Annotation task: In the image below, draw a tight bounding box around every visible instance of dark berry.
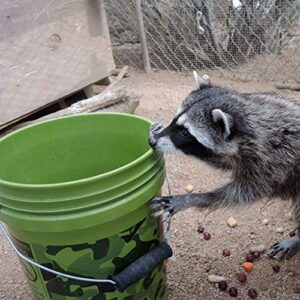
[253,251,260,260]
[203,232,211,240]
[248,288,258,299]
[246,253,255,262]
[228,287,238,297]
[222,249,231,257]
[237,273,247,283]
[197,225,205,233]
[272,264,280,273]
[218,281,228,291]
[289,230,296,237]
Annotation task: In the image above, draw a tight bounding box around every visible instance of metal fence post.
[134,0,151,73]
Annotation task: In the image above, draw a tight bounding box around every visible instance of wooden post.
[134,0,151,73]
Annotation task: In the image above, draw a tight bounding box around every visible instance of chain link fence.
[104,0,300,84]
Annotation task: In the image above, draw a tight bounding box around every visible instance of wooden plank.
[0,0,115,128]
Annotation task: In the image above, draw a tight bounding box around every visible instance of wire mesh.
[104,0,300,84]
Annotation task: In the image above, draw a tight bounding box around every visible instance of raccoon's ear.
[212,109,233,139]
[193,71,210,89]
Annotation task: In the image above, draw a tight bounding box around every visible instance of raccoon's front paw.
[267,236,300,260]
[150,195,186,217]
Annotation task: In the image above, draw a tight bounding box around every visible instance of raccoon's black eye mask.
[169,125,214,159]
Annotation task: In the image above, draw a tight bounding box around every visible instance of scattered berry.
[243,262,254,272]
[289,230,296,237]
[203,232,211,240]
[222,249,231,257]
[272,264,280,273]
[246,253,255,262]
[228,287,238,297]
[197,225,205,234]
[248,288,258,299]
[237,273,247,283]
[253,251,261,260]
[218,281,228,291]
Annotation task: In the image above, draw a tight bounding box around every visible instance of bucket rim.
[0,112,155,189]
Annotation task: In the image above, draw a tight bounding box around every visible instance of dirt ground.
[1,69,300,299]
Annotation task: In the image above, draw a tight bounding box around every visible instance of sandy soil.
[0,69,300,299]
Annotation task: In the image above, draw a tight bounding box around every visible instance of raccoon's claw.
[267,236,300,260]
[150,122,165,135]
[150,195,185,217]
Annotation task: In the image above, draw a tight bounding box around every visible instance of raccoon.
[149,71,300,260]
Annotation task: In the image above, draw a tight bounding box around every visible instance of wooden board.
[0,0,115,128]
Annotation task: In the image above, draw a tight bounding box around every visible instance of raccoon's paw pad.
[150,122,165,135]
[150,195,184,217]
[267,236,300,260]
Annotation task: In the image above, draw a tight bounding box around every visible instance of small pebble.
[203,232,211,240]
[227,217,238,228]
[287,212,293,221]
[237,273,247,283]
[262,218,269,225]
[269,290,277,299]
[272,264,280,273]
[249,244,267,253]
[248,288,258,299]
[228,287,238,297]
[207,274,226,283]
[185,184,194,193]
[197,225,205,234]
[275,227,284,234]
[222,249,231,257]
[218,281,228,291]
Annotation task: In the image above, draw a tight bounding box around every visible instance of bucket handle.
[0,222,172,292]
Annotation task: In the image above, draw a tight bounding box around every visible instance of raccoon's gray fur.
[149,71,300,260]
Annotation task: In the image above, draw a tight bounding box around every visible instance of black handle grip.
[112,242,173,292]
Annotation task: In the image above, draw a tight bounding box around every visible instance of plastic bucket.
[0,113,170,299]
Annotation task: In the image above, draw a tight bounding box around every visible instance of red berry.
[229,287,238,297]
[237,273,247,283]
[222,249,231,257]
[197,225,205,233]
[203,232,211,240]
[218,281,228,291]
[272,264,280,273]
[246,253,255,262]
[253,251,260,260]
[248,288,258,299]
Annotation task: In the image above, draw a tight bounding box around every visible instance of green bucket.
[0,113,170,300]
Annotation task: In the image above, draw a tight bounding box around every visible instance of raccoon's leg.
[267,199,300,260]
[150,180,261,217]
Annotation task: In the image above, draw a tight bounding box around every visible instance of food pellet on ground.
[207,275,226,283]
[243,262,254,272]
[185,184,194,193]
[227,217,238,228]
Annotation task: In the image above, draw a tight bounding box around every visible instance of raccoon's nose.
[148,137,157,148]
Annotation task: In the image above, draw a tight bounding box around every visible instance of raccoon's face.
[149,72,246,162]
